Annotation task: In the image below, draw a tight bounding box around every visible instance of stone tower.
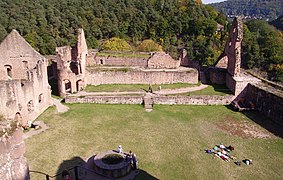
[56,28,88,97]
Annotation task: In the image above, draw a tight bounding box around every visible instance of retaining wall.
[245,83,283,125]
[66,95,234,105]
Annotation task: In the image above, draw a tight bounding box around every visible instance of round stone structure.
[93,150,132,178]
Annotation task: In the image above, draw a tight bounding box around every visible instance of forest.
[210,0,283,21]
[0,0,282,82]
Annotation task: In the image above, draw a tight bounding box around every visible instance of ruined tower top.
[215,17,243,77]
[77,28,88,56]
[226,17,243,77]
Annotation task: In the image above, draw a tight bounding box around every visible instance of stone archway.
[76,79,84,91]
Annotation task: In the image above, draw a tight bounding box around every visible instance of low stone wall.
[0,121,29,180]
[66,95,234,105]
[153,95,234,105]
[66,96,143,104]
[245,83,283,125]
[86,68,198,85]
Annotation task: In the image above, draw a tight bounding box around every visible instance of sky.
[202,0,227,4]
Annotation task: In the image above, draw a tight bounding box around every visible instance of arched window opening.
[38,94,44,103]
[27,100,34,112]
[4,65,12,79]
[76,80,84,91]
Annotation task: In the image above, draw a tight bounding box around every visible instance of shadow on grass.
[226,105,283,138]
[55,156,85,180]
[52,155,158,180]
[210,84,233,94]
[134,170,159,180]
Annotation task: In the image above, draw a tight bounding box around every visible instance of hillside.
[0,0,227,65]
[210,0,283,21]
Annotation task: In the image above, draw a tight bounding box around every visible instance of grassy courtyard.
[25,104,283,180]
[85,83,199,92]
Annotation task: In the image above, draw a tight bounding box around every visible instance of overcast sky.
[202,0,227,4]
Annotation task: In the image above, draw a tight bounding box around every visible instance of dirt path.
[74,84,208,96]
[52,98,69,113]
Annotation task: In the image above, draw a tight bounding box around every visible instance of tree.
[102,37,132,51]
[137,39,163,52]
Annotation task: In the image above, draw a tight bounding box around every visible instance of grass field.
[178,84,233,96]
[25,104,283,180]
[85,83,199,92]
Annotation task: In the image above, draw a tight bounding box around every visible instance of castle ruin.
[0,30,52,126]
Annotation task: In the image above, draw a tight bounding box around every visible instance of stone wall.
[153,95,234,105]
[66,96,143,104]
[86,68,198,85]
[0,30,52,125]
[56,29,87,97]
[0,121,29,180]
[208,67,226,84]
[147,52,180,69]
[245,83,283,125]
[91,56,149,67]
[66,95,234,105]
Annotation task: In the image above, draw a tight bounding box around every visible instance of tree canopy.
[210,0,283,20]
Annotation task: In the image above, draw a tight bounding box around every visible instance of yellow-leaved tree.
[137,39,163,52]
[102,37,132,51]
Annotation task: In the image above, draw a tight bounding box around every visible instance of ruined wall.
[245,83,283,125]
[86,68,198,85]
[208,67,226,84]
[225,17,243,77]
[0,30,52,124]
[148,52,180,69]
[66,95,234,105]
[56,29,87,97]
[180,49,199,68]
[0,121,29,180]
[93,56,149,67]
[0,30,44,81]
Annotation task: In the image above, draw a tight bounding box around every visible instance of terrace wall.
[65,95,234,105]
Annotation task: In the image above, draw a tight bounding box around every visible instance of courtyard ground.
[25,104,283,180]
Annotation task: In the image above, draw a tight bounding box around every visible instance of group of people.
[205,143,253,166]
[117,145,138,170]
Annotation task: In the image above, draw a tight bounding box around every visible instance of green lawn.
[177,84,233,96]
[85,83,199,92]
[25,104,283,180]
